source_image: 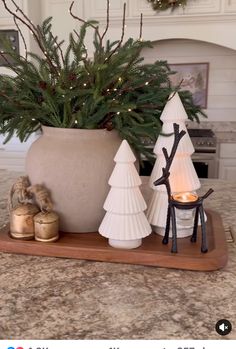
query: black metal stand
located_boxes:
[162,189,214,253]
[154,123,214,253]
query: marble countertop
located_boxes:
[186,120,236,143]
[215,131,236,144]
[0,170,236,340]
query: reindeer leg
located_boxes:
[170,206,178,253]
[199,205,208,253]
[191,206,199,243]
[163,205,171,245]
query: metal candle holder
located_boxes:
[153,123,214,253]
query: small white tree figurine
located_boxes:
[99,140,152,249]
[147,92,201,238]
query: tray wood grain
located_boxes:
[0,210,228,271]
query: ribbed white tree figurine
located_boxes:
[147,92,201,238]
[99,140,152,249]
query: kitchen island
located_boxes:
[0,170,235,340]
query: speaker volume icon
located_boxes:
[219,323,228,331]
[215,319,232,336]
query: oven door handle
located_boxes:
[192,155,215,161]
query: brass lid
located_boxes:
[34,211,59,224]
[13,204,39,216]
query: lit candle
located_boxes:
[172,192,198,203]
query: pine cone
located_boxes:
[105,121,113,131]
[68,73,77,81]
[39,81,47,90]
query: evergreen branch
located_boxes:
[0,90,21,106]
[138,104,162,109]
[0,46,26,80]
[36,22,62,73]
[73,29,88,59]
[119,77,156,94]
[0,49,19,75]
[50,33,65,65]
[0,3,206,153]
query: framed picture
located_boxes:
[169,62,209,109]
[0,30,19,67]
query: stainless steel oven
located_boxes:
[191,152,218,179]
[188,128,218,179]
[139,128,219,178]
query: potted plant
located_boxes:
[0,0,205,232]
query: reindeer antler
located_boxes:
[162,123,186,173]
[153,123,186,189]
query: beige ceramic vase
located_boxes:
[26,126,122,232]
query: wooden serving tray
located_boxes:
[0,210,228,271]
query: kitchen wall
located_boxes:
[141,39,236,122]
[40,0,236,51]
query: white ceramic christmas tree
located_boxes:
[99,140,152,249]
[147,92,201,238]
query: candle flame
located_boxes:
[173,192,198,203]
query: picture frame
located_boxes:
[0,30,19,67]
[169,62,209,109]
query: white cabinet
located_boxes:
[0,149,26,171]
[0,0,23,25]
[0,135,26,171]
[224,0,236,12]
[0,134,38,172]
[218,143,236,180]
[219,161,236,180]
